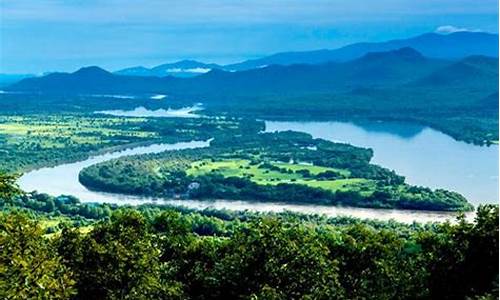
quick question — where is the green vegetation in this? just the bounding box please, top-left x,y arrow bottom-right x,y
186,159 -> 367,192
0,37 -> 497,299
207,88 -> 498,146
0,175 -> 497,299
0,114 -> 263,172
80,131 -> 472,211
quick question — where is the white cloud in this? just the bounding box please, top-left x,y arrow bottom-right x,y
435,25 -> 482,34
165,68 -> 211,74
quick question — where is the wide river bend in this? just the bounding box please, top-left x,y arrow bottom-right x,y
19,119 -> 496,223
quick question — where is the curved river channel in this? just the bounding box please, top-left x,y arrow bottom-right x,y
19,120 -> 497,223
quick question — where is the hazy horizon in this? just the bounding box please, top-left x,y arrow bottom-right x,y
1,0 -> 498,74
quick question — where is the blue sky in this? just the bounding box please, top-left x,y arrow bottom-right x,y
0,0 -> 498,73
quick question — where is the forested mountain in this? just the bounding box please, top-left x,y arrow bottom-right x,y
415,55 -> 499,88
181,48 -> 449,94
7,66 -> 172,94
108,32 -> 498,76
225,31 -> 499,70
6,48 -> 469,95
8,47 -> 497,107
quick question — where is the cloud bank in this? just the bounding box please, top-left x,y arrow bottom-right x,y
435,25 -> 482,34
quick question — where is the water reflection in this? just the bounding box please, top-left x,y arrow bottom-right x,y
352,120 -> 425,139
266,120 -> 499,204
18,137 -> 477,223
95,104 -> 203,118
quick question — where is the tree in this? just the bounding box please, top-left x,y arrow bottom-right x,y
0,172 -> 21,202
61,209 -> 184,299
0,213 -> 75,299
206,218 -> 345,299
418,205 -> 499,299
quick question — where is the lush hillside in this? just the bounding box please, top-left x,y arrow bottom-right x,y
226,31 -> 499,70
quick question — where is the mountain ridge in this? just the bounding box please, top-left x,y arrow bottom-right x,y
225,31 -> 498,71
8,48 -> 496,96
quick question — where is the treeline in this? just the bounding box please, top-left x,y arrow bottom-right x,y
1,189 -> 436,237
80,131 -> 472,211
0,172 -> 497,299
1,205 -> 498,299
187,174 -> 470,211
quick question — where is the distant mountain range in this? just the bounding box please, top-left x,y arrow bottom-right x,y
225,31 -> 498,71
115,60 -> 222,77
7,66 -> 169,94
4,43 -> 498,145
110,31 -> 498,77
2,31 -> 497,85
415,55 -> 499,88
7,47 -> 497,97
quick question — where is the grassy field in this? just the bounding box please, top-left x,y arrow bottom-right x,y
273,162 -> 351,177
0,114 -> 164,172
0,113 -> 260,173
187,159 -> 372,193
0,115 -> 156,149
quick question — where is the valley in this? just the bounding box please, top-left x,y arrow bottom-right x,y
0,12 -> 498,298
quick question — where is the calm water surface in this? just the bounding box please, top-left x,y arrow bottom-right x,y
266,121 -> 499,205
95,104 -> 202,118
18,126 -> 482,223
19,141 -> 210,202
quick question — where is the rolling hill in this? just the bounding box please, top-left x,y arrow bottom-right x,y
7,66 -> 176,94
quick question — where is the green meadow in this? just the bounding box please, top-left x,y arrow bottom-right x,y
187,159 -> 373,193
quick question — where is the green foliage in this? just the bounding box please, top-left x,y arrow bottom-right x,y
0,213 -> 75,299
0,201 -> 498,299
56,210 -> 184,299
417,205 -> 499,298
0,172 -> 21,202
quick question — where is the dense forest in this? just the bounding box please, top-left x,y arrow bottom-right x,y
0,173 -> 498,299
79,131 -> 472,211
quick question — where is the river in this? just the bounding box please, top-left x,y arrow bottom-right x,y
19,119 -> 495,223
266,120 -> 499,205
